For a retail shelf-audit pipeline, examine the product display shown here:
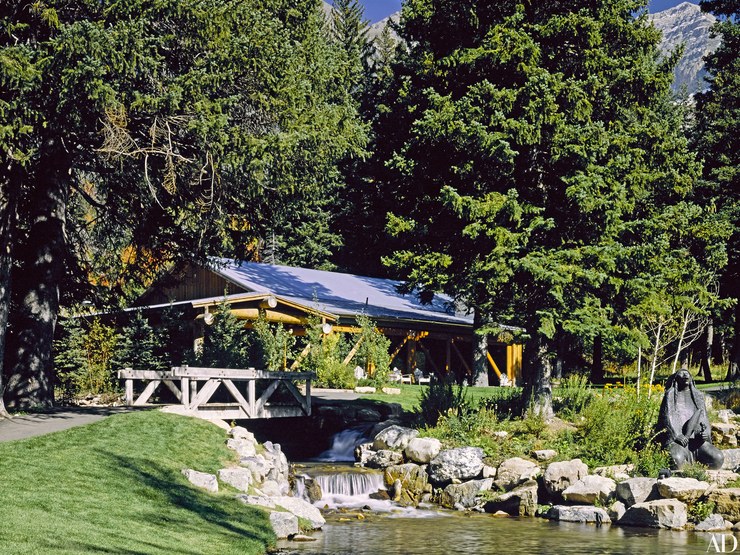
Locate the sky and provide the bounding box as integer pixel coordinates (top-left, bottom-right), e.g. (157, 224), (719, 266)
(336, 0), (699, 23)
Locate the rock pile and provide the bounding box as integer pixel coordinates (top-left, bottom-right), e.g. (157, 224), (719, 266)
(181, 425), (324, 540)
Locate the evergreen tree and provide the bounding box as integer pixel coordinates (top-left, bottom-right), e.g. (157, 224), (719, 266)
(0, 0), (365, 408)
(377, 1), (718, 412)
(695, 0), (740, 379)
(114, 311), (166, 372)
(199, 302), (251, 369)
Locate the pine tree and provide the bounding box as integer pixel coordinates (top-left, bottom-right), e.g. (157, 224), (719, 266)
(376, 0), (719, 412)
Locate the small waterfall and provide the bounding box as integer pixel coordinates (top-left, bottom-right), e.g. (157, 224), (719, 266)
(314, 426), (372, 462)
(315, 471), (384, 497)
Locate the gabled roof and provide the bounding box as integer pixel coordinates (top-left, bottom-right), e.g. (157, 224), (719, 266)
(209, 258), (473, 327)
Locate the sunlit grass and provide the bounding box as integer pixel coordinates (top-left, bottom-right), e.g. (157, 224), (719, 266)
(0, 411), (274, 555)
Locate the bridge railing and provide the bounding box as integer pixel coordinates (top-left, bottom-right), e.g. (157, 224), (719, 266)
(117, 366), (314, 419)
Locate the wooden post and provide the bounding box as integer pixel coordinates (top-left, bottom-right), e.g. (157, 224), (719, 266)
(248, 380), (256, 416)
(305, 379), (311, 416)
(407, 337), (417, 373)
(125, 375), (134, 406)
(181, 377), (190, 406)
(445, 339), (452, 374)
(486, 351), (503, 380)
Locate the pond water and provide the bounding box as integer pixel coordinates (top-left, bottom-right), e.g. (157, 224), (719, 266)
(276, 511), (719, 555)
(282, 463), (722, 555)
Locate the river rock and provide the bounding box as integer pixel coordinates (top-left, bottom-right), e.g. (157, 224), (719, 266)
(484, 479), (538, 517)
(373, 425), (419, 451)
(182, 469), (218, 492)
(240, 455), (273, 483)
(301, 478), (323, 503)
(357, 408), (383, 422)
(713, 423), (739, 447)
(547, 505), (611, 524)
(439, 479), (493, 510)
(227, 438), (257, 458)
(563, 475), (616, 505)
(543, 459), (589, 497)
(707, 488), (740, 521)
(354, 386), (376, 394)
(494, 457), (541, 491)
(366, 449), (404, 469)
(384, 464), (429, 506)
(355, 443), (374, 466)
(608, 501), (626, 522)
(717, 410), (736, 424)
(428, 447), (485, 484)
(274, 496), (326, 529)
(405, 438), (442, 464)
(620, 499), (688, 529)
(656, 477), (710, 503)
(532, 449), (557, 462)
(259, 479), (283, 497)
(218, 467), (253, 492)
(722, 449), (740, 471)
(593, 465), (633, 482)
(706, 470), (740, 487)
(696, 514), (729, 531)
(236, 494), (276, 509)
(264, 442), (290, 483)
(616, 478), (659, 507)
(269, 512), (299, 539)
(229, 426), (256, 442)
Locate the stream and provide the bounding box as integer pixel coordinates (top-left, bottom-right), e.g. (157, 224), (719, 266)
(275, 428), (722, 554)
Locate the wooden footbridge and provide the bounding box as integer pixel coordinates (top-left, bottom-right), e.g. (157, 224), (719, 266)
(117, 366), (313, 419)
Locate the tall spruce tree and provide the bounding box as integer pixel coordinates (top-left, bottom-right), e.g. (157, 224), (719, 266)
(377, 0), (715, 412)
(0, 0), (365, 408)
(695, 0), (740, 379)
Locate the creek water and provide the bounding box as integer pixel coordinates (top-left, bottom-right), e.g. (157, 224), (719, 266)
(280, 430), (718, 555)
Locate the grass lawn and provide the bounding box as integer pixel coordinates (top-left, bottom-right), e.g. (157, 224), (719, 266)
(0, 411), (274, 555)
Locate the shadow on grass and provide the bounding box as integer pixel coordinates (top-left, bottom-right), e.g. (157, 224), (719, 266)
(102, 452), (273, 550)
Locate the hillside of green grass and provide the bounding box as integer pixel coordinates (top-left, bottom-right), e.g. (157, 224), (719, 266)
(0, 411), (274, 555)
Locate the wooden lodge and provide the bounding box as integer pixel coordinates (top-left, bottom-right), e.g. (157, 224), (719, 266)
(134, 258), (523, 386)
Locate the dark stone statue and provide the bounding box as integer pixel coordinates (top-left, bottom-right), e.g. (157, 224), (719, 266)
(658, 368), (724, 470)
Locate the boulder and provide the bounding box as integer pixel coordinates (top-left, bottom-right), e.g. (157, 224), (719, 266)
(381, 387), (401, 395)
(722, 449), (740, 471)
(439, 479), (494, 509)
(236, 495), (276, 509)
(562, 475), (616, 505)
(354, 386), (376, 394)
(543, 459), (589, 497)
(494, 457), (541, 491)
(181, 469), (218, 493)
(532, 449), (557, 462)
(366, 449), (404, 469)
(240, 455), (273, 484)
(482, 465), (497, 479)
(229, 426), (256, 442)
(593, 465), (633, 482)
(484, 479), (538, 517)
(608, 501), (626, 522)
(301, 478), (323, 504)
(493, 431), (509, 439)
(372, 425), (419, 451)
(656, 477), (710, 503)
(695, 514), (729, 531)
(706, 470), (740, 487)
(620, 499), (688, 529)
(717, 410), (736, 424)
(707, 488), (740, 521)
(615, 478), (659, 508)
(269, 512), (299, 539)
(263, 442), (290, 483)
(357, 408), (383, 422)
(259, 480), (283, 497)
(218, 467), (253, 492)
(227, 438), (257, 459)
(383, 464), (429, 506)
(547, 505), (611, 524)
(428, 447), (485, 484)
(274, 496), (326, 529)
(405, 438), (442, 464)
(713, 423), (739, 447)
(355, 443), (374, 466)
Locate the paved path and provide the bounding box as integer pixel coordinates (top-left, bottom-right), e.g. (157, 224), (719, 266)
(0, 406), (140, 442)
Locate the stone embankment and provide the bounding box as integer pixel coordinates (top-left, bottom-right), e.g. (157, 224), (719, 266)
(182, 425), (324, 541)
(354, 421), (740, 532)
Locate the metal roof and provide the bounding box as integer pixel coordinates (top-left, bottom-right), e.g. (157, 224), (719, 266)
(209, 258), (474, 327)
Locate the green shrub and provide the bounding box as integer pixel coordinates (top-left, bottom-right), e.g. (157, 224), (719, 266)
(680, 462), (709, 482)
(355, 313), (391, 387)
(634, 442), (671, 478)
(575, 382), (662, 467)
(199, 300), (252, 368)
(315, 358), (356, 389)
(252, 315), (296, 370)
(553, 373), (594, 419)
(477, 387), (525, 418)
(418, 376), (470, 426)
(688, 500), (716, 523)
(54, 317), (120, 398)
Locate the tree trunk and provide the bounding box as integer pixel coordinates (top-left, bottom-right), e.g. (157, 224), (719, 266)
(0, 164), (19, 417)
(524, 333), (553, 419)
(590, 334), (604, 383)
(700, 319), (714, 383)
(472, 310), (489, 386)
(727, 303), (740, 382)
(4, 140), (69, 409)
